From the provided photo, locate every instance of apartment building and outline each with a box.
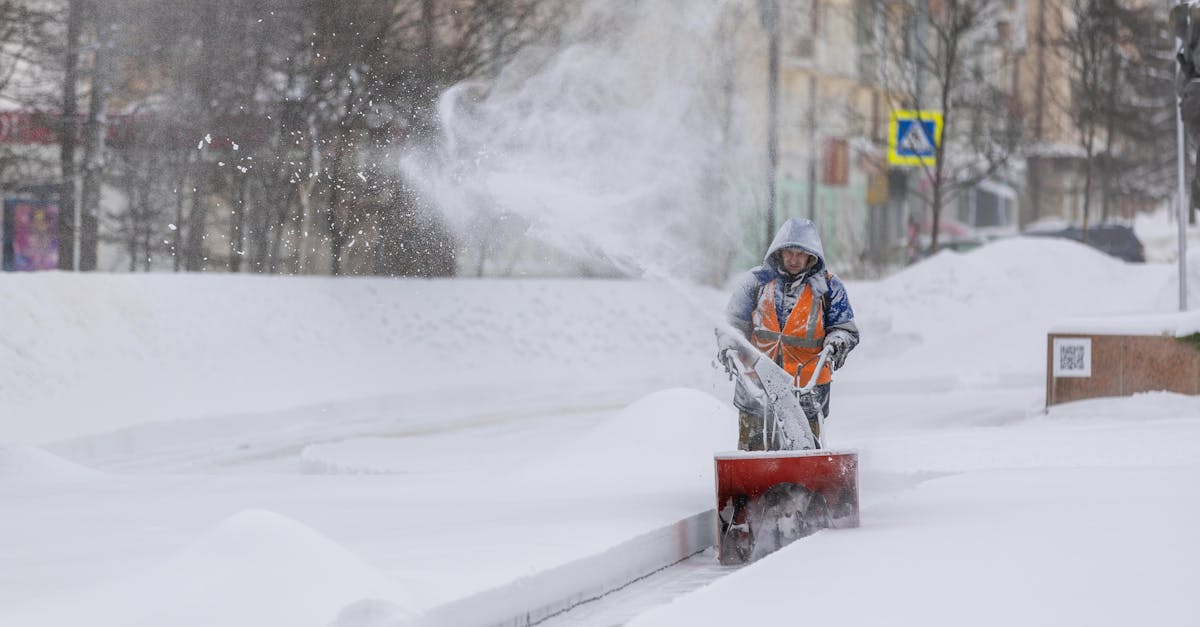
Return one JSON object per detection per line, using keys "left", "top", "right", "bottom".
{"left": 724, "top": 0, "right": 896, "bottom": 271}
{"left": 730, "top": 0, "right": 1166, "bottom": 270}
{"left": 1014, "top": 0, "right": 1168, "bottom": 228}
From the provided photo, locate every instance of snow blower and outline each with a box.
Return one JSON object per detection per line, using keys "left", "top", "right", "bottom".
{"left": 715, "top": 341, "right": 860, "bottom": 565}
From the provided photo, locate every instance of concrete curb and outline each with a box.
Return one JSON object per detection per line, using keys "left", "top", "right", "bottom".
{"left": 410, "top": 509, "right": 716, "bottom": 627}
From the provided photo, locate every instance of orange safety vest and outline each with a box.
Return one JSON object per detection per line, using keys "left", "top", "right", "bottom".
{"left": 750, "top": 278, "right": 832, "bottom": 386}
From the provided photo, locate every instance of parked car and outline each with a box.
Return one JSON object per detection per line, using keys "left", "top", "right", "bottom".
{"left": 1023, "top": 224, "right": 1145, "bottom": 263}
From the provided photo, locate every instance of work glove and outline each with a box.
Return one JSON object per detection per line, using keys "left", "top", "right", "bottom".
{"left": 714, "top": 328, "right": 744, "bottom": 376}
{"left": 823, "top": 330, "right": 853, "bottom": 370}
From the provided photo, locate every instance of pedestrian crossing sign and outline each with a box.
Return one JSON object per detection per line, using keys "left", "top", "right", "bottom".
{"left": 888, "top": 110, "right": 942, "bottom": 166}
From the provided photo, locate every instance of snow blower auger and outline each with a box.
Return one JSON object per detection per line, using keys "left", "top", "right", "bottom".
{"left": 715, "top": 342, "right": 859, "bottom": 566}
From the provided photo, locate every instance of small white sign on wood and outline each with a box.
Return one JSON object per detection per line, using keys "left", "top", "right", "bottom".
{"left": 1053, "top": 337, "right": 1092, "bottom": 378}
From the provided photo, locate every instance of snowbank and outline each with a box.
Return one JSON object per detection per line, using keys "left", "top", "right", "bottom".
{"left": 0, "top": 273, "right": 725, "bottom": 443}
{"left": 843, "top": 237, "right": 1170, "bottom": 389}
{"left": 0, "top": 444, "right": 102, "bottom": 482}
{"left": 5, "top": 509, "right": 416, "bottom": 627}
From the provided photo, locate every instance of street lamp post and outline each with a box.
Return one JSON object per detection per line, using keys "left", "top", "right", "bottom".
{"left": 1174, "top": 1, "right": 1191, "bottom": 310}
{"left": 759, "top": 0, "right": 780, "bottom": 250}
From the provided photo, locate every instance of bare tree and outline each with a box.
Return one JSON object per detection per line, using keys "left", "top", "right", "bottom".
{"left": 1059, "top": 0, "right": 1118, "bottom": 233}
{"left": 77, "top": 0, "right": 121, "bottom": 271}
{"left": 876, "top": 0, "right": 1021, "bottom": 253}
{"left": 289, "top": 0, "right": 563, "bottom": 276}
{"left": 29, "top": 0, "right": 564, "bottom": 275}
{"left": 56, "top": 0, "right": 83, "bottom": 270}
{"left": 1059, "top": 0, "right": 1175, "bottom": 232}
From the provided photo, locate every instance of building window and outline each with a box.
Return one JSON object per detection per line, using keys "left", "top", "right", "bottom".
{"left": 958, "top": 180, "right": 1017, "bottom": 230}
{"left": 856, "top": 0, "right": 879, "bottom": 82}
{"left": 784, "top": 0, "right": 818, "bottom": 59}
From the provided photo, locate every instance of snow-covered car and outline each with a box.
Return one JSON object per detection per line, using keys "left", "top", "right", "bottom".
{"left": 1023, "top": 224, "right": 1145, "bottom": 263}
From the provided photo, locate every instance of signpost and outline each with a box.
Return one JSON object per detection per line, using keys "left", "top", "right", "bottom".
{"left": 887, "top": 109, "right": 942, "bottom": 167}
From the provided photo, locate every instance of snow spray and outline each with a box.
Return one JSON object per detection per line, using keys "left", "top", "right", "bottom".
{"left": 401, "top": 0, "right": 762, "bottom": 286}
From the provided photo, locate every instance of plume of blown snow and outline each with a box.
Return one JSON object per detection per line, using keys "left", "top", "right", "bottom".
{"left": 403, "top": 0, "right": 752, "bottom": 283}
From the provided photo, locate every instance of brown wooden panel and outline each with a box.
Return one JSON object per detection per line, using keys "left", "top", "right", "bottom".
{"left": 1122, "top": 336, "right": 1200, "bottom": 395}
{"left": 1047, "top": 333, "right": 1200, "bottom": 406}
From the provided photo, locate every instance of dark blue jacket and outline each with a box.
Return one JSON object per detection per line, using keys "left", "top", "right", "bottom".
{"left": 725, "top": 218, "right": 859, "bottom": 347}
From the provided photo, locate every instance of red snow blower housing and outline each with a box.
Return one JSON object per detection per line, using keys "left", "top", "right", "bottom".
{"left": 715, "top": 343, "right": 860, "bottom": 565}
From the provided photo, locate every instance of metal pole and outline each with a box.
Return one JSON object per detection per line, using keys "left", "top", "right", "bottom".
{"left": 807, "top": 74, "right": 818, "bottom": 222}
{"left": 1177, "top": 2, "right": 1189, "bottom": 311}
{"left": 760, "top": 0, "right": 780, "bottom": 249}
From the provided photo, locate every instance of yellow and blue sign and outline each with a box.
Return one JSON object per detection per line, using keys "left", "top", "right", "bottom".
{"left": 888, "top": 110, "right": 942, "bottom": 166}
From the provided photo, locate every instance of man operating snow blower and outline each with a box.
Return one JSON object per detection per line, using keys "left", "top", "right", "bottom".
{"left": 718, "top": 218, "right": 859, "bottom": 450}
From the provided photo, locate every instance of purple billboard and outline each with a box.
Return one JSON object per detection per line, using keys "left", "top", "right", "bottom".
{"left": 3, "top": 196, "right": 59, "bottom": 271}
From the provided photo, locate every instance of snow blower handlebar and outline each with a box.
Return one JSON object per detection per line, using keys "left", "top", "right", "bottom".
{"left": 716, "top": 328, "right": 832, "bottom": 450}
{"left": 719, "top": 347, "right": 766, "bottom": 406}
{"left": 797, "top": 344, "right": 835, "bottom": 394}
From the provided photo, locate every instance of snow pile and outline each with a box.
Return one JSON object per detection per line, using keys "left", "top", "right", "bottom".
{"left": 0, "top": 444, "right": 102, "bottom": 482}
{"left": 0, "top": 274, "right": 725, "bottom": 444}
{"left": 1133, "top": 205, "right": 1200, "bottom": 264}
{"left": 331, "top": 599, "right": 414, "bottom": 627}
{"left": 1048, "top": 236, "right": 1200, "bottom": 332}
{"left": 5, "top": 509, "right": 414, "bottom": 627}
{"left": 300, "top": 387, "right": 732, "bottom": 489}
{"left": 846, "top": 237, "right": 1165, "bottom": 387}
{"left": 506, "top": 388, "right": 732, "bottom": 494}
{"left": 1154, "top": 245, "right": 1200, "bottom": 312}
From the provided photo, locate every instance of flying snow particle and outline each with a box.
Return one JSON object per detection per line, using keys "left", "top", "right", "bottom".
{"left": 168, "top": 224, "right": 178, "bottom": 231}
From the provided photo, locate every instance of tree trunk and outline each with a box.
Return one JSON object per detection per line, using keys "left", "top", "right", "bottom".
{"left": 928, "top": 6, "right": 962, "bottom": 256}
{"left": 423, "top": 0, "right": 436, "bottom": 62}
{"left": 1081, "top": 137, "right": 1094, "bottom": 237}
{"left": 929, "top": 95, "right": 953, "bottom": 253}
{"left": 172, "top": 158, "right": 187, "bottom": 271}
{"left": 122, "top": 165, "right": 137, "bottom": 271}
{"left": 1100, "top": 52, "right": 1119, "bottom": 222}
{"left": 57, "top": 0, "right": 83, "bottom": 271}
{"left": 248, "top": 179, "right": 269, "bottom": 272}
{"left": 185, "top": 163, "right": 206, "bottom": 271}
{"left": 229, "top": 172, "right": 248, "bottom": 272}
{"left": 325, "top": 143, "right": 347, "bottom": 276}
{"left": 79, "top": 0, "right": 116, "bottom": 271}
{"left": 139, "top": 167, "right": 152, "bottom": 271}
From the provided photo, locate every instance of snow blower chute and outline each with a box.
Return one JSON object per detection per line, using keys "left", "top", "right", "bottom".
{"left": 715, "top": 341, "right": 859, "bottom": 565}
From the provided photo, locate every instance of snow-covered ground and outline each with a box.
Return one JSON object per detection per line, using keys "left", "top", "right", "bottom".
{"left": 2, "top": 237, "right": 1199, "bottom": 626}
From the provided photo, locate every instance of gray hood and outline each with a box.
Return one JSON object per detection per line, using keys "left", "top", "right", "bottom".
{"left": 764, "top": 218, "right": 826, "bottom": 276}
